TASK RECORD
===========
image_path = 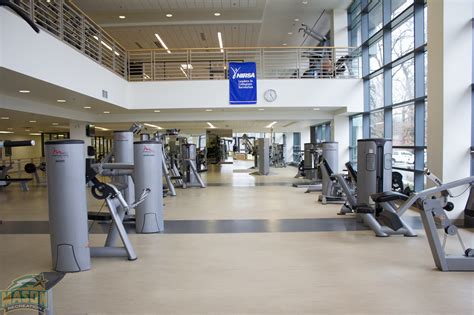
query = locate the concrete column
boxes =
[427,0,473,218]
[284,132,294,163]
[332,115,349,173]
[69,120,91,158]
[330,9,349,47]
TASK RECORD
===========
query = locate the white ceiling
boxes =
[71,0,352,49]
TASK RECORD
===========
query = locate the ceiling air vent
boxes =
[200,33,206,41]
[102,90,108,99]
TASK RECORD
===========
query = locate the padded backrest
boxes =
[345,162,357,182]
[322,158,334,176]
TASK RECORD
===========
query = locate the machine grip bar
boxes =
[1,140,35,148]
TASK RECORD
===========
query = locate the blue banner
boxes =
[229,62,257,104]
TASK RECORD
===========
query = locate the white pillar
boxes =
[332,115,349,173]
[284,132,294,163]
[427,0,473,217]
[330,9,348,47]
[69,120,92,158]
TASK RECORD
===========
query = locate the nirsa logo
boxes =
[231,66,255,80]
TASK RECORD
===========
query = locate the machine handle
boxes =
[0,140,35,148]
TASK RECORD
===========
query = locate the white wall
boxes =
[427,0,473,218]
[0,134,42,160]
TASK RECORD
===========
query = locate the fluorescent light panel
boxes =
[144,123,163,130]
[266,121,277,128]
[207,122,216,129]
[217,32,224,53]
[155,33,171,54]
[0,131,14,134]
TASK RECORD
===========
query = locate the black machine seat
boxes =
[345,162,357,183]
[371,191,409,203]
[322,159,336,179]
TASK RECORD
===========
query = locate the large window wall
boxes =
[348,0,427,191]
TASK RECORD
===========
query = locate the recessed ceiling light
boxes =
[166,13,173,17]
[29,132,42,136]
[1,117,9,120]
[52,123,59,125]
[282,43,287,46]
[19,90,30,93]
[83,106,91,109]
[207,122,216,128]
[294,18,300,22]
[302,1,309,4]
[154,110,161,113]
[214,12,221,16]
[7,128,13,130]
[266,121,277,128]
[119,15,126,19]
[103,111,110,114]
[313,108,320,111]
[0,131,14,134]
[258,108,265,111]
[288,32,293,35]
[57,99,66,103]
[25,129,31,132]
[205,109,213,112]
[29,120,37,123]
[144,123,163,130]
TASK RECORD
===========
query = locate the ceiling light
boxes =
[214,12,221,16]
[205,109,213,112]
[52,123,59,126]
[25,129,30,132]
[19,90,30,93]
[282,43,287,46]
[1,117,9,120]
[29,133,41,136]
[313,108,320,111]
[207,122,216,128]
[154,110,161,113]
[119,15,126,19]
[83,106,91,109]
[57,99,66,103]
[288,32,293,35]
[294,18,300,22]
[302,1,308,4]
[95,126,110,131]
[266,121,277,128]
[217,32,224,53]
[0,131,14,134]
[166,13,173,17]
[258,108,265,111]
[103,111,110,114]
[7,128,13,130]
[155,33,170,52]
[29,120,36,123]
[180,63,193,70]
[179,66,188,78]
[144,123,163,130]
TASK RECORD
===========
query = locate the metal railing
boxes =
[128,47,360,81]
[8,1,360,82]
[10,0,127,78]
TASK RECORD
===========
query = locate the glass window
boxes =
[392,58,414,104]
[350,114,363,162]
[392,104,415,146]
[392,148,415,170]
[392,16,414,60]
[369,74,384,109]
[368,2,383,37]
[370,110,384,138]
[351,22,362,47]
[391,0,413,19]
[369,38,384,72]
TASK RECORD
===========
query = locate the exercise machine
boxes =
[318,142,345,204]
[251,138,270,176]
[179,142,206,188]
[270,143,286,168]
[293,143,322,190]
[334,139,416,237]
[373,171,474,271]
[46,140,150,272]
[24,161,46,184]
[0,140,35,191]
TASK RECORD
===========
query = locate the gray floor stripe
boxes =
[206,182,293,187]
[0,217,424,234]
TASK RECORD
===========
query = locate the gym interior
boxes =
[0,0,473,314]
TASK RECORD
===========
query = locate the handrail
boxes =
[126,46,359,52]
[6,1,361,82]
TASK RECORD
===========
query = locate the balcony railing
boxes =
[9,1,360,82]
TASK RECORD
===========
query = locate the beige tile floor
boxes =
[0,160,473,314]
